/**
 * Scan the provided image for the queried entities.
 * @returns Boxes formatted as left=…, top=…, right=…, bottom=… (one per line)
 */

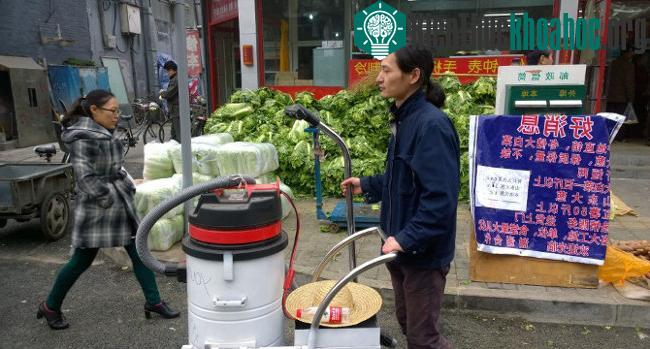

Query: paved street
left=0, top=206, right=647, bottom=348
left=1, top=142, right=650, bottom=348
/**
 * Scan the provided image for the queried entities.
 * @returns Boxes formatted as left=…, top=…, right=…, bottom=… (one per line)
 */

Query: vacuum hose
left=135, top=175, right=255, bottom=276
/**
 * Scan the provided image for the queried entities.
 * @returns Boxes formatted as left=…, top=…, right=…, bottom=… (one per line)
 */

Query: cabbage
left=212, top=142, right=279, bottom=178
left=148, top=215, right=184, bottom=251
left=142, top=141, right=176, bottom=180
left=191, top=133, right=233, bottom=146
left=134, top=177, right=182, bottom=219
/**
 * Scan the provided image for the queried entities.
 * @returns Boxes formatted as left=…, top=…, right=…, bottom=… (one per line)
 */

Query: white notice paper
left=475, top=165, right=530, bottom=211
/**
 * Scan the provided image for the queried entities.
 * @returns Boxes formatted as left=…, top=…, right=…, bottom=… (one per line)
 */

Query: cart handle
left=306, top=252, right=397, bottom=349
left=286, top=103, right=358, bottom=275
left=310, top=226, right=387, bottom=283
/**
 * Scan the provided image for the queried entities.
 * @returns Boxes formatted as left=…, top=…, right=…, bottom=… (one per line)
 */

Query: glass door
left=212, top=20, right=241, bottom=105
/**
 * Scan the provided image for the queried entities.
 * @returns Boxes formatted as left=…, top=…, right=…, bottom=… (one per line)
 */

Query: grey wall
left=86, top=0, right=199, bottom=99
left=0, top=0, right=92, bottom=64
left=0, top=0, right=202, bottom=101
left=86, top=0, right=149, bottom=99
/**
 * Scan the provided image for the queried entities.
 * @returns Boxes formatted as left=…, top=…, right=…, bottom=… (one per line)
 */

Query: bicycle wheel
left=115, top=127, right=131, bottom=157
left=133, top=110, right=145, bottom=125
left=159, top=118, right=174, bottom=142
left=143, top=122, right=163, bottom=144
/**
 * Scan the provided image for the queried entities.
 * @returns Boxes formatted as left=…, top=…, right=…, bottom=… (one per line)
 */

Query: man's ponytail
left=425, top=79, right=445, bottom=108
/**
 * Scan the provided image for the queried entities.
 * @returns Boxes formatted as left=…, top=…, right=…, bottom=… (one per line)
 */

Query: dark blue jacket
left=360, top=91, right=460, bottom=269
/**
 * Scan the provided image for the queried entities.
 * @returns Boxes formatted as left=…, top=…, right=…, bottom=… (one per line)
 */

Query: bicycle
left=115, top=100, right=164, bottom=156
left=158, top=94, right=208, bottom=141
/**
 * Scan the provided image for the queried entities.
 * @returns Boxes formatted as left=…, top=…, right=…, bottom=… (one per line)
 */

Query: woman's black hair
left=61, top=89, right=115, bottom=127
left=393, top=45, right=445, bottom=107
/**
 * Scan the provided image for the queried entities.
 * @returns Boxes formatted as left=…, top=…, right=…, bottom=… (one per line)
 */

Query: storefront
left=204, top=0, right=649, bottom=128
left=260, top=0, right=555, bottom=97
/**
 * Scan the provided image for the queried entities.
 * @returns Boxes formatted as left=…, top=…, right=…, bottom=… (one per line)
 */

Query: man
left=160, top=61, right=180, bottom=142
left=526, top=50, right=553, bottom=65
left=607, top=48, right=636, bottom=141
left=342, top=46, right=460, bottom=349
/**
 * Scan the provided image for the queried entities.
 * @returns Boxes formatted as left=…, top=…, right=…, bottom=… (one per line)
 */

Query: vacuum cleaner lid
left=189, top=182, right=282, bottom=245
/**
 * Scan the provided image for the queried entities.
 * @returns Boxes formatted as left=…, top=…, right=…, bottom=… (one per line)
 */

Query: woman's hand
left=340, top=177, right=363, bottom=196
left=382, top=236, right=404, bottom=254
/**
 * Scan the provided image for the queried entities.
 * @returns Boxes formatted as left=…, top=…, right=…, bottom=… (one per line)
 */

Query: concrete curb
left=446, top=285, right=650, bottom=329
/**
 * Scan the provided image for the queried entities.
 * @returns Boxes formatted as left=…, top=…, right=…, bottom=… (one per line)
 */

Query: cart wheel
left=0, top=219, right=6, bottom=228
left=327, top=223, right=340, bottom=234
left=40, top=191, right=71, bottom=241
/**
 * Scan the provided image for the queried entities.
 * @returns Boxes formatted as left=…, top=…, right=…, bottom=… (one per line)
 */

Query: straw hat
left=285, top=280, right=382, bottom=328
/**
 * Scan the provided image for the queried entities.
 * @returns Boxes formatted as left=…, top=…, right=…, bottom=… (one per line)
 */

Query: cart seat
left=34, top=144, right=57, bottom=156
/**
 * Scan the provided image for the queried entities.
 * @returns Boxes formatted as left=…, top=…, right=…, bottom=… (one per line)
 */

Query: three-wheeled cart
left=0, top=163, right=74, bottom=240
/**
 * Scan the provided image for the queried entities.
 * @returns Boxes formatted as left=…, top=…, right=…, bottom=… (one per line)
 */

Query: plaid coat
left=63, top=117, right=139, bottom=248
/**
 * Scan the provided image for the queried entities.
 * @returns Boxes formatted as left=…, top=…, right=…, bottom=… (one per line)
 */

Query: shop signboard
left=210, top=0, right=237, bottom=24
left=353, top=1, right=406, bottom=59
left=469, top=113, right=624, bottom=265
left=186, top=29, right=202, bottom=78
left=348, top=55, right=522, bottom=86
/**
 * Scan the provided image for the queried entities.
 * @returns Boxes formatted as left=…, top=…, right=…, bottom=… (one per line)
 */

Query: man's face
left=167, top=69, right=176, bottom=78
left=376, top=53, right=418, bottom=100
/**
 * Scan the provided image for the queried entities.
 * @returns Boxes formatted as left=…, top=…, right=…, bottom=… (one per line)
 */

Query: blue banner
left=470, top=114, right=623, bottom=265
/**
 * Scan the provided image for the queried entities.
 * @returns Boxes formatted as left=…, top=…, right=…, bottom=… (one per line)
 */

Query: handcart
left=0, top=163, right=74, bottom=240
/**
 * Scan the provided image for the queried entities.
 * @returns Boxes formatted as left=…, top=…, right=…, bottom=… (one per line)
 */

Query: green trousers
left=46, top=243, right=161, bottom=311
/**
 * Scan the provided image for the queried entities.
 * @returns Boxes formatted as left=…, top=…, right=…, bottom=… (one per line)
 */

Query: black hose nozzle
left=284, top=104, right=320, bottom=127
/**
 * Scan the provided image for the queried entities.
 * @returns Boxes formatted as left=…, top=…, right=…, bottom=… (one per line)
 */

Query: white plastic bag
left=255, top=172, right=277, bottom=184
left=624, top=103, right=638, bottom=124
left=134, top=177, right=183, bottom=219
left=214, top=142, right=279, bottom=178
left=143, top=142, right=176, bottom=180
left=172, top=173, right=216, bottom=212
left=191, top=133, right=233, bottom=146
left=148, top=215, right=184, bottom=251
left=280, top=182, right=294, bottom=219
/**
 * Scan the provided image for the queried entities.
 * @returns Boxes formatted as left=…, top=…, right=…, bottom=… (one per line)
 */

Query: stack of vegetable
left=204, top=75, right=497, bottom=201
left=136, top=135, right=295, bottom=251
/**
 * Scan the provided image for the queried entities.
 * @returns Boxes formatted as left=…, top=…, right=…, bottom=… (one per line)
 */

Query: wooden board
left=469, top=226, right=599, bottom=289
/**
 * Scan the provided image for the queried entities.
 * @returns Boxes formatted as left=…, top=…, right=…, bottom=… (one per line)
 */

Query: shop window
left=262, top=0, right=345, bottom=86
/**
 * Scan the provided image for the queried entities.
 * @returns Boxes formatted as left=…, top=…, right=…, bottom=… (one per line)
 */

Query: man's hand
left=341, top=177, right=363, bottom=196
left=382, top=236, right=404, bottom=254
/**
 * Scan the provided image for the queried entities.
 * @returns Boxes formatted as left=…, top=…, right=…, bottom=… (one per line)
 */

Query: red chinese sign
left=349, top=55, right=523, bottom=86
left=186, top=29, right=202, bottom=78
left=210, top=0, right=238, bottom=24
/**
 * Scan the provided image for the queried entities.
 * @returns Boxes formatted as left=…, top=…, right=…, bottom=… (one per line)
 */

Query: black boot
left=36, top=301, right=69, bottom=330
left=144, top=300, right=180, bottom=319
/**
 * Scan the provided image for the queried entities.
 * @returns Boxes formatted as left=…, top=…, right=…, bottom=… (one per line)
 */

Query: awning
left=0, top=55, right=44, bottom=70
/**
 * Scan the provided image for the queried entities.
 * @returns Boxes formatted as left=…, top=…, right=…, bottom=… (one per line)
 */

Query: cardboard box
left=469, top=228, right=599, bottom=288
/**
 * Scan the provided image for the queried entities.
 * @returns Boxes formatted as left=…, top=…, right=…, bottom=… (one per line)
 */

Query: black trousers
left=387, top=262, right=451, bottom=349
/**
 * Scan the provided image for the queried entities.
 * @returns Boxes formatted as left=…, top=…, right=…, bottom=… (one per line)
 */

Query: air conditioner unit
left=120, top=3, right=141, bottom=35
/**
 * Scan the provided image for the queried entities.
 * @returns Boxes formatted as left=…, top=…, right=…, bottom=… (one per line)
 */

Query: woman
left=37, top=89, right=179, bottom=330
left=341, top=46, right=460, bottom=349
